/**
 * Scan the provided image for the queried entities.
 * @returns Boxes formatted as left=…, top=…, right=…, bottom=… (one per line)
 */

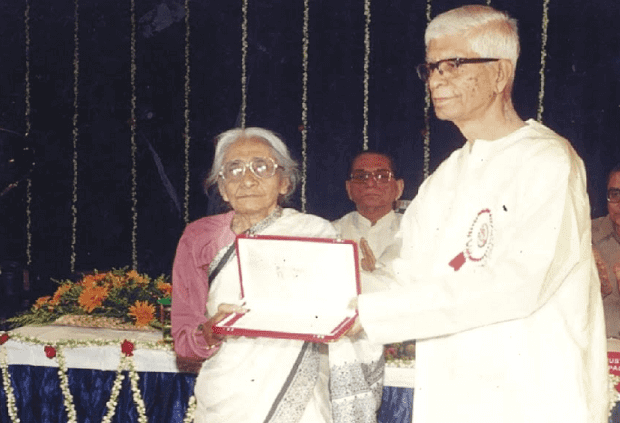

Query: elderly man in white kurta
left=351, top=5, right=608, bottom=423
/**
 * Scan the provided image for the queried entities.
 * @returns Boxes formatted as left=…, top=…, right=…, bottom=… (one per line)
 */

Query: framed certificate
left=212, top=234, right=360, bottom=342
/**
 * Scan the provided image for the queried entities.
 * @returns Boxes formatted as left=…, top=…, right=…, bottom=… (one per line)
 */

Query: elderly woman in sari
left=171, top=127, right=384, bottom=423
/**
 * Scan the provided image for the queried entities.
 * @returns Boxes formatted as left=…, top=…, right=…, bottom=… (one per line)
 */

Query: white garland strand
left=422, top=0, right=432, bottom=180
left=183, top=0, right=191, bottom=224
left=102, top=356, right=127, bottom=423
left=240, top=0, right=248, bottom=128
left=537, top=0, right=550, bottom=122
left=127, top=357, right=148, bottom=423
left=70, top=0, right=80, bottom=274
left=24, top=0, right=32, bottom=267
left=1, top=347, right=21, bottom=422
left=183, top=395, right=197, bottom=423
left=362, top=0, right=371, bottom=151
left=300, top=0, right=310, bottom=213
left=57, top=347, right=79, bottom=422
left=130, top=0, right=138, bottom=270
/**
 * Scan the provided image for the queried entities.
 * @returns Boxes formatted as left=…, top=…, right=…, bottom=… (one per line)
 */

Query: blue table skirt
left=1, top=365, right=414, bottom=423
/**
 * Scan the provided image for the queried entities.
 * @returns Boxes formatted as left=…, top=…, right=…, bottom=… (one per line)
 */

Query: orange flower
left=78, top=286, right=109, bottom=313
left=128, top=300, right=155, bottom=327
left=109, top=274, right=125, bottom=288
left=49, top=284, right=72, bottom=306
left=157, top=281, right=173, bottom=298
left=80, top=272, right=108, bottom=288
left=126, top=270, right=149, bottom=285
left=34, top=296, right=51, bottom=310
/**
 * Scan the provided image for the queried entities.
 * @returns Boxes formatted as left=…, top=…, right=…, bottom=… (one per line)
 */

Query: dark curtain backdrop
left=0, top=0, right=619, bottom=303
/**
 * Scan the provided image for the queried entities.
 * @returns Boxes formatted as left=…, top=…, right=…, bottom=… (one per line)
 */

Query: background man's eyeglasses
left=219, top=157, right=280, bottom=181
left=416, top=57, right=500, bottom=82
left=350, top=170, right=394, bottom=184
left=608, top=188, right=620, bottom=203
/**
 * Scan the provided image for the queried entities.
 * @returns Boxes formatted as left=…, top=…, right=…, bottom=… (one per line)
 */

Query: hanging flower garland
left=129, top=0, right=138, bottom=270
left=56, top=346, right=79, bottom=422
left=70, top=0, right=80, bottom=274
left=0, top=341, right=20, bottom=422
left=422, top=0, right=433, bottom=180
left=362, top=0, right=371, bottom=151
left=299, top=0, right=310, bottom=213
left=23, top=0, right=32, bottom=267
left=240, top=0, right=248, bottom=129
left=536, top=0, right=550, bottom=123
left=183, top=0, right=192, bottom=224
left=0, top=333, right=201, bottom=423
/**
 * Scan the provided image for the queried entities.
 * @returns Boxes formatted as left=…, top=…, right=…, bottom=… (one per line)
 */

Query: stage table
left=0, top=326, right=414, bottom=423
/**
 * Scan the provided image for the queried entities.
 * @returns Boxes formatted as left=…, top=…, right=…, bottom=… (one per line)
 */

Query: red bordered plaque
left=213, top=234, right=360, bottom=342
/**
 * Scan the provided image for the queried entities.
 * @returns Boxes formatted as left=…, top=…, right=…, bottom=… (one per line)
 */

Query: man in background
left=333, top=151, right=404, bottom=274
left=593, top=163, right=620, bottom=338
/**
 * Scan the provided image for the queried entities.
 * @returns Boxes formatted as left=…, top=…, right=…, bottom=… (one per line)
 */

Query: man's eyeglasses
left=350, top=169, right=394, bottom=184
left=608, top=188, right=620, bottom=203
left=219, top=157, right=280, bottom=181
left=416, top=57, right=500, bottom=82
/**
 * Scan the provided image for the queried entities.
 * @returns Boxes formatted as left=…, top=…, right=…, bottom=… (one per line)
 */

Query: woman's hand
left=200, top=303, right=247, bottom=348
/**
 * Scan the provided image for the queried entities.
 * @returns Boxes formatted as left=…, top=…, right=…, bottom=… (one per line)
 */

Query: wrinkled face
left=608, top=171, right=620, bottom=231
left=345, top=153, right=404, bottom=215
left=217, top=137, right=290, bottom=219
left=426, top=34, right=497, bottom=126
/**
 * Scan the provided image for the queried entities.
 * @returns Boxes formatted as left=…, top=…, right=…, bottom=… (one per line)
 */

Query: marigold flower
left=157, top=281, right=173, bottom=298
left=49, top=284, right=72, bottom=306
left=128, top=300, right=155, bottom=327
left=109, top=274, right=124, bottom=288
left=34, top=296, right=52, bottom=310
left=126, top=269, right=149, bottom=285
left=78, top=286, right=109, bottom=313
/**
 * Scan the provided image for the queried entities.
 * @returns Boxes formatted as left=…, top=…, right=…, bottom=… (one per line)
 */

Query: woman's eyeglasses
left=219, top=157, right=280, bottom=181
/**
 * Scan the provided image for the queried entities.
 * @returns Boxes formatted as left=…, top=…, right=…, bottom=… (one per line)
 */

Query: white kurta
left=333, top=210, right=402, bottom=261
left=358, top=120, right=608, bottom=422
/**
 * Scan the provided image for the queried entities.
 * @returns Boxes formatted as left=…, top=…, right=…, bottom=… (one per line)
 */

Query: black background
left=0, top=0, right=619, bottom=312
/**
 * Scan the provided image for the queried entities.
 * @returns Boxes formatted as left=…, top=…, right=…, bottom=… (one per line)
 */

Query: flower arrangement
left=6, top=268, right=172, bottom=330
left=384, top=340, right=416, bottom=368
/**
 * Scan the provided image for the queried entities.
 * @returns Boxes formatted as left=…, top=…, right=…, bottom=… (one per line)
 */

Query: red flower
left=0, top=333, right=9, bottom=345
left=44, top=345, right=57, bottom=359
left=121, top=339, right=134, bottom=357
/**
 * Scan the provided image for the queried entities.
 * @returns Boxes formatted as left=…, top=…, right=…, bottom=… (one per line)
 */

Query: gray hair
left=204, top=127, right=300, bottom=204
left=425, top=5, right=520, bottom=68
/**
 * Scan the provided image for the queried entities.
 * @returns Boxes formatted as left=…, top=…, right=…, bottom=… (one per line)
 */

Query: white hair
left=204, top=127, right=300, bottom=204
left=425, top=5, right=520, bottom=68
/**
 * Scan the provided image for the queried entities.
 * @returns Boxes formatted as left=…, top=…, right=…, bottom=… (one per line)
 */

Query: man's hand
left=360, top=237, right=376, bottom=272
left=344, top=316, right=364, bottom=339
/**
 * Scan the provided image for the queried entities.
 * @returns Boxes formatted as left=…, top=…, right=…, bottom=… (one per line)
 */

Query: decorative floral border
left=0, top=332, right=197, bottom=423
left=2, top=331, right=618, bottom=420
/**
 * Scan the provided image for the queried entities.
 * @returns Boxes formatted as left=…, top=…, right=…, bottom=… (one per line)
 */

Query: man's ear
left=345, top=181, right=353, bottom=201
left=395, top=179, right=404, bottom=201
left=217, top=179, right=229, bottom=202
left=494, top=59, right=514, bottom=94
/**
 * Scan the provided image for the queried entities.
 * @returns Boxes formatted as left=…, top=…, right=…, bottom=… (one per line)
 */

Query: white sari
left=193, top=208, right=384, bottom=423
